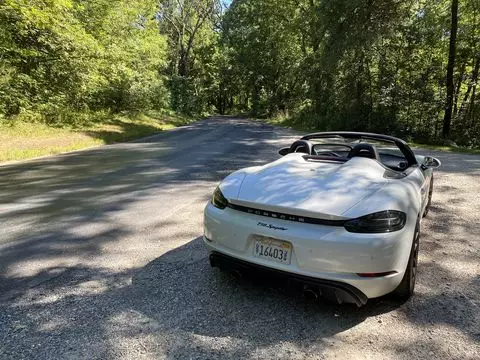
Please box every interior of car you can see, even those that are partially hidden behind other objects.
[288,137,410,172]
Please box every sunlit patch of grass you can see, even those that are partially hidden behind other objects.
[0,111,193,163]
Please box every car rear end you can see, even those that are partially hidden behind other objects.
[204,197,415,305]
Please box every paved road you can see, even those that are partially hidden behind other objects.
[0,117,479,359]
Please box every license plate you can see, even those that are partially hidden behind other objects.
[253,237,292,265]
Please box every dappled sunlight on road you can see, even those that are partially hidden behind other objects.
[0,118,282,285]
[0,118,479,359]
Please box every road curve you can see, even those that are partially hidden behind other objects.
[0,117,479,359]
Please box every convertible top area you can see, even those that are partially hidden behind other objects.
[300,131,418,166]
[205,130,440,305]
[301,131,407,144]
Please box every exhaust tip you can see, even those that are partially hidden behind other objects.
[209,254,216,268]
[303,286,320,301]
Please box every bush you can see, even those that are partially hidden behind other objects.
[0,0,169,126]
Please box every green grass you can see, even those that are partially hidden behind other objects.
[0,111,193,163]
[262,116,480,155]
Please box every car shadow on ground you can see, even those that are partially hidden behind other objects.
[128,237,479,359]
[129,237,401,355]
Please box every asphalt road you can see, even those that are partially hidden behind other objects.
[0,117,479,360]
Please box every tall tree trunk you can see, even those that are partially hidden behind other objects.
[458,55,480,120]
[467,85,476,128]
[442,0,459,138]
[453,57,467,117]
[178,45,187,77]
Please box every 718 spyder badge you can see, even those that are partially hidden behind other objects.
[257,222,288,231]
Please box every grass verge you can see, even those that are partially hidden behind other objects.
[263,116,480,155]
[0,111,193,163]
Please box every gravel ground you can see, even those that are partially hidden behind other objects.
[0,117,479,360]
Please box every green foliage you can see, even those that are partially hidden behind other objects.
[222,0,305,116]
[221,0,480,146]
[1,0,479,148]
[0,0,169,123]
[158,0,222,114]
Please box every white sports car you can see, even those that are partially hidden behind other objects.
[203,132,441,306]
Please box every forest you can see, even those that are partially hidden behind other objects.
[1,0,479,147]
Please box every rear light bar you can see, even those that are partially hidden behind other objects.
[227,203,345,226]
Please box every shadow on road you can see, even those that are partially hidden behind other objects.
[1,234,478,359]
[131,237,400,340]
[0,118,295,295]
[0,237,400,359]
[0,118,479,359]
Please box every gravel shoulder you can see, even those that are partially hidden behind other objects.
[0,117,479,359]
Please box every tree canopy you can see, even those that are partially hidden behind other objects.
[221,0,480,146]
[1,0,479,146]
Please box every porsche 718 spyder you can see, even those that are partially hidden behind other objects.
[203,132,441,306]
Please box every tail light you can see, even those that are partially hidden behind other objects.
[211,187,228,209]
[344,210,406,233]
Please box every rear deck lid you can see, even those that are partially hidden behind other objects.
[235,155,388,218]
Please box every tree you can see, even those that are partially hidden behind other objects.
[1,0,480,146]
[0,0,168,122]
[158,0,222,77]
[443,0,459,138]
[157,0,222,113]
[222,0,305,116]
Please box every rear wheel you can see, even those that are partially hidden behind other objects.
[392,221,420,300]
[423,176,434,217]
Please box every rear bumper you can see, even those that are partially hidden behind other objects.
[204,202,411,298]
[210,251,368,306]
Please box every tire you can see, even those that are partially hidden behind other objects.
[393,220,420,300]
[423,175,434,217]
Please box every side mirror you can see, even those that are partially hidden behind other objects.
[422,156,441,169]
[279,147,290,156]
